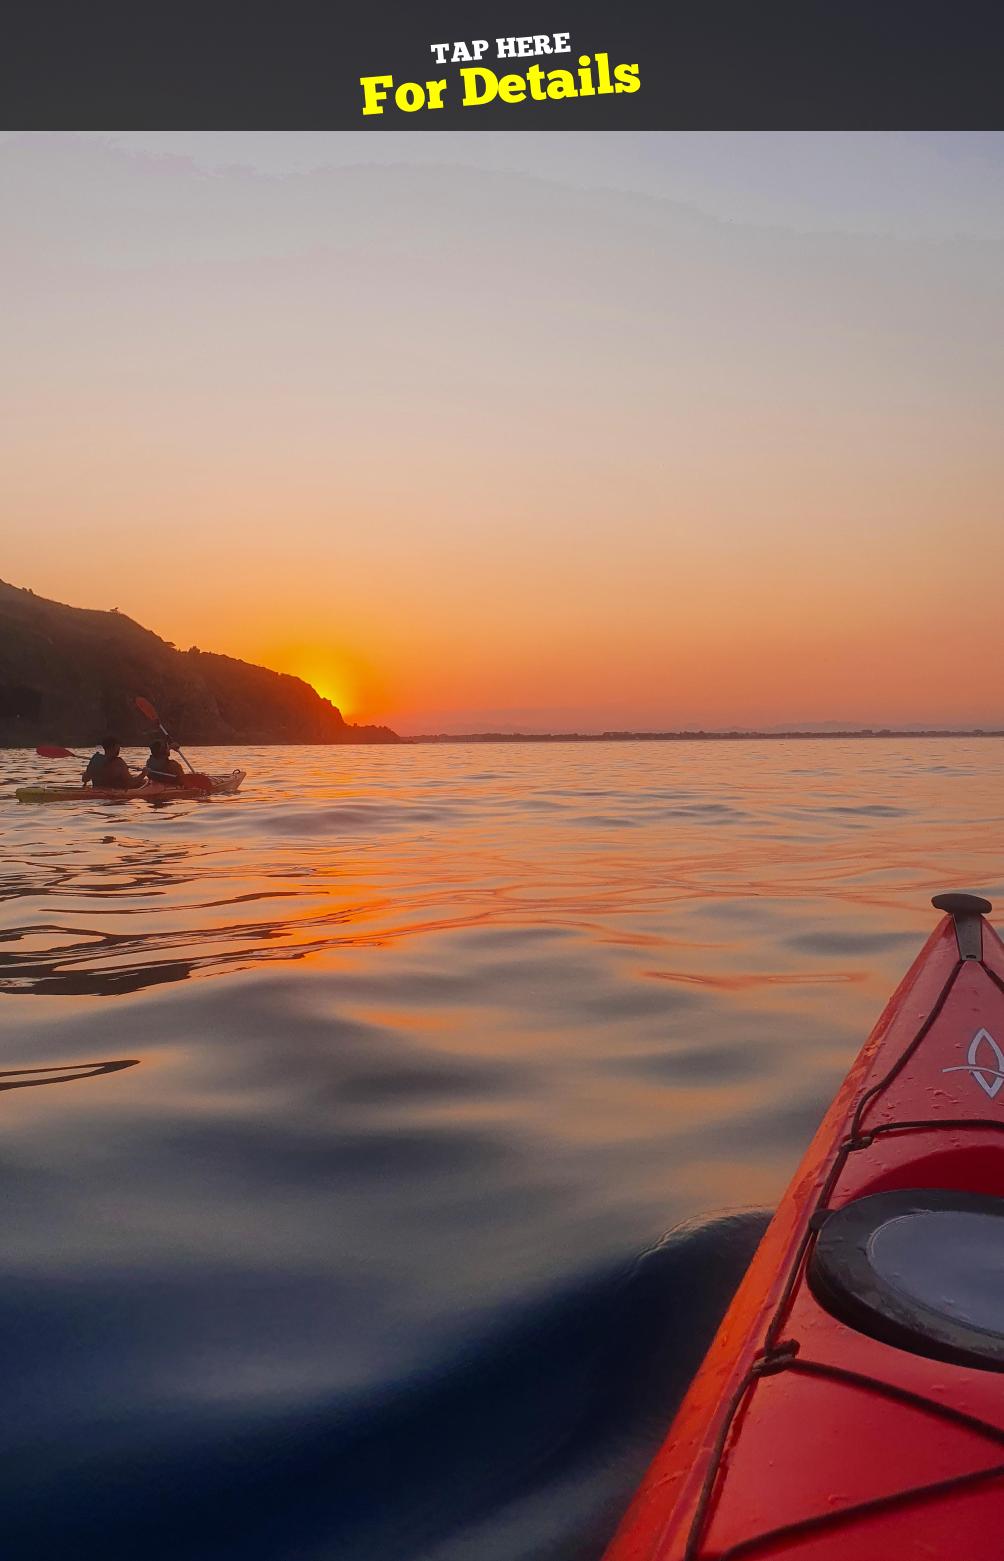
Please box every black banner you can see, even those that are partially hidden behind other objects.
[3,0,1003,128]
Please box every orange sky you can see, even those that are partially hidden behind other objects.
[3,132,1003,732]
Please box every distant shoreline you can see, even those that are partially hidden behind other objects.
[402,729,1004,744]
[9,727,1004,752]
[8,729,1004,750]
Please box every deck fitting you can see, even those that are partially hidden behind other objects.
[932,892,990,961]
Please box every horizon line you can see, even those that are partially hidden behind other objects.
[400,727,1004,743]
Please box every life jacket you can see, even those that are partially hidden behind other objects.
[85,753,130,788]
[146,754,182,783]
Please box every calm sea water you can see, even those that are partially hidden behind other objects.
[2,739,1002,1559]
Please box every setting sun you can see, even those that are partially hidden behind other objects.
[297,662,353,718]
[255,643,367,720]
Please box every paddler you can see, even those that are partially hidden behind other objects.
[81,735,146,790]
[143,738,185,786]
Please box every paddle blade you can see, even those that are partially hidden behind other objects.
[36,744,76,759]
[134,696,159,723]
[180,772,213,791]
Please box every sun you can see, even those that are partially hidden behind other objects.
[259,640,381,722]
[304,668,352,716]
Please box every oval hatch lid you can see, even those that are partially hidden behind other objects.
[809,1188,1004,1371]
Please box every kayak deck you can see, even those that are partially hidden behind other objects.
[16,769,246,803]
[603,894,1004,1561]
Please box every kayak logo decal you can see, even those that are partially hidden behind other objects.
[943,1028,1004,1100]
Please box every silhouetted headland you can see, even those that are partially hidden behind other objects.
[0,580,398,745]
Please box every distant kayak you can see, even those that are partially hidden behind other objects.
[603,892,1004,1561]
[16,769,247,803]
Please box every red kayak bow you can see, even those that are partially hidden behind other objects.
[603,893,1004,1561]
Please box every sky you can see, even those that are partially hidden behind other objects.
[2,131,1003,733]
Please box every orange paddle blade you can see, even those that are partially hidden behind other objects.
[134,696,159,723]
[36,745,77,759]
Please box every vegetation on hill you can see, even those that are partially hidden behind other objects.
[0,581,398,745]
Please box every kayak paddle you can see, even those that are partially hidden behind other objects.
[134,696,196,773]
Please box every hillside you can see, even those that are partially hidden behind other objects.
[0,581,398,745]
